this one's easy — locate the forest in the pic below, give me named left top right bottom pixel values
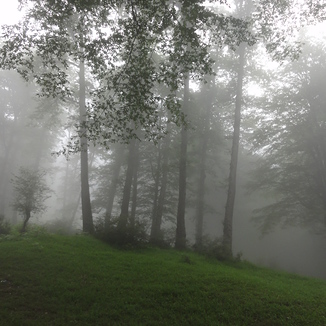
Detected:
left=0, top=0, right=326, bottom=280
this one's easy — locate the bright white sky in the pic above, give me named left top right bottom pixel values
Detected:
left=0, top=0, right=23, bottom=26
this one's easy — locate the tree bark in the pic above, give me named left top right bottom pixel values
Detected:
left=150, top=138, right=162, bottom=239
left=105, top=144, right=125, bottom=228
left=21, top=209, right=31, bottom=233
left=175, top=76, right=189, bottom=250
left=117, top=138, right=137, bottom=231
left=150, top=126, right=171, bottom=243
left=79, top=58, right=94, bottom=234
left=195, top=87, right=213, bottom=248
left=223, top=43, right=246, bottom=256
left=130, top=141, right=140, bottom=229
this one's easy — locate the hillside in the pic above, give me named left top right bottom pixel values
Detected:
left=0, top=233, right=325, bottom=325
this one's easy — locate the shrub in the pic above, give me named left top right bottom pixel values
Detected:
left=94, top=216, right=148, bottom=248
left=25, top=224, right=49, bottom=237
left=193, top=236, right=240, bottom=262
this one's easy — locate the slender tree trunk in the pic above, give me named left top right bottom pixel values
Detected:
left=223, top=43, right=246, bottom=256
left=62, top=158, right=70, bottom=218
left=175, top=76, right=189, bottom=250
left=118, top=138, right=137, bottom=231
left=21, top=209, right=31, bottom=233
left=155, top=134, right=171, bottom=237
left=150, top=127, right=171, bottom=243
left=105, top=144, right=125, bottom=227
left=195, top=88, right=213, bottom=248
left=130, top=141, right=140, bottom=229
left=69, top=193, right=81, bottom=228
left=150, top=137, right=163, bottom=240
left=69, top=148, right=96, bottom=230
left=195, top=163, right=206, bottom=248
left=79, top=58, right=94, bottom=234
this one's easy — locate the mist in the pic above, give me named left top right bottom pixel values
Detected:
left=0, top=0, right=325, bottom=282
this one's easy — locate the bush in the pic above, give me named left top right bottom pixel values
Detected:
left=193, top=236, right=241, bottom=262
left=94, top=216, right=148, bottom=248
left=25, top=224, right=49, bottom=237
left=0, top=215, right=11, bottom=235
left=0, top=223, right=49, bottom=242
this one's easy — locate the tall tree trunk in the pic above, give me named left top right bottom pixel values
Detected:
left=223, top=43, right=246, bottom=256
left=117, top=138, right=137, bottom=231
left=150, top=124, right=171, bottom=242
left=105, top=144, right=125, bottom=228
left=150, top=139, right=162, bottom=238
left=130, top=141, right=140, bottom=229
left=175, top=76, right=189, bottom=250
left=79, top=58, right=94, bottom=234
left=62, top=157, right=70, bottom=219
left=70, top=193, right=81, bottom=229
left=156, top=136, right=171, bottom=237
left=195, top=87, right=213, bottom=248
left=69, top=148, right=96, bottom=230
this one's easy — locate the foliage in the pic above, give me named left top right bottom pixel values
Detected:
left=0, top=235, right=325, bottom=325
left=94, top=216, right=148, bottom=248
left=0, top=70, right=58, bottom=219
left=193, top=235, right=235, bottom=261
left=11, top=167, right=52, bottom=231
left=0, top=223, right=49, bottom=242
left=247, top=39, right=326, bottom=235
left=20, top=223, right=49, bottom=237
left=0, top=0, right=255, bottom=152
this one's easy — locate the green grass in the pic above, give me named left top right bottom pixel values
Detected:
left=0, top=233, right=325, bottom=325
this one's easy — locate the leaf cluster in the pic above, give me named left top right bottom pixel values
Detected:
left=247, top=41, right=326, bottom=234
left=11, top=167, right=52, bottom=216
left=1, top=0, right=255, bottom=151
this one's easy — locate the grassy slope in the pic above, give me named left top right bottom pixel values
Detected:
left=0, top=234, right=325, bottom=326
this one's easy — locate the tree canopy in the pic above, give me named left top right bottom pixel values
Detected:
left=0, top=0, right=254, bottom=150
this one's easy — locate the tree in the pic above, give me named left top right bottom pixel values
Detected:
left=0, top=0, right=118, bottom=233
left=222, top=41, right=246, bottom=256
left=248, top=36, right=326, bottom=235
left=104, top=144, right=125, bottom=226
left=175, top=75, right=189, bottom=249
left=1, top=0, right=254, bottom=241
left=11, top=167, right=52, bottom=233
left=0, top=70, right=58, bottom=222
left=79, top=58, right=94, bottom=234
left=150, top=119, right=172, bottom=244
left=117, top=138, right=139, bottom=232
left=194, top=79, right=216, bottom=248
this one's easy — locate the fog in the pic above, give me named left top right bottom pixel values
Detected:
left=0, top=0, right=325, bottom=281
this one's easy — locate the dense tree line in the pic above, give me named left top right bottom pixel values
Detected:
left=0, top=0, right=325, bottom=258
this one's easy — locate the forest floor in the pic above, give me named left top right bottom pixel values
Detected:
left=0, top=231, right=325, bottom=325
